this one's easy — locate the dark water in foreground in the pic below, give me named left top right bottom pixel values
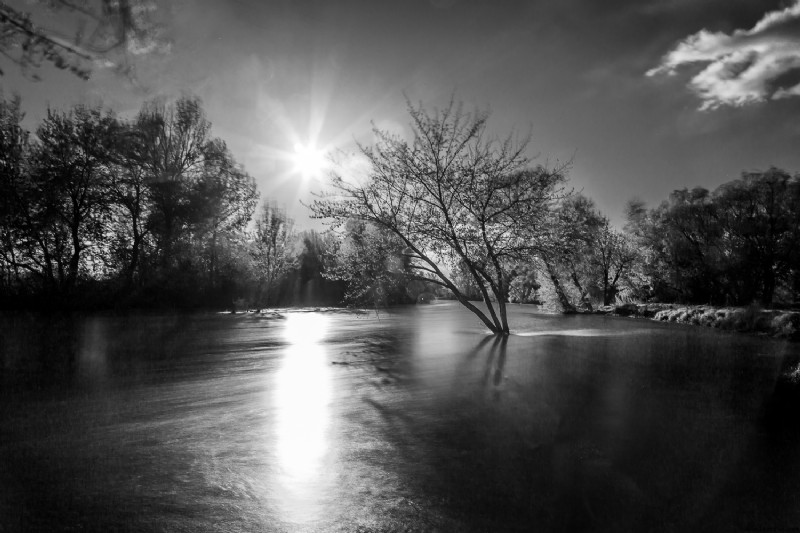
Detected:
left=0, top=303, right=798, bottom=532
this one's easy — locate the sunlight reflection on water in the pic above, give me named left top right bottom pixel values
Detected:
left=0, top=309, right=796, bottom=531
left=273, top=313, right=333, bottom=523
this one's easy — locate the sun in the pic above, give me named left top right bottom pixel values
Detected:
left=291, top=142, right=327, bottom=179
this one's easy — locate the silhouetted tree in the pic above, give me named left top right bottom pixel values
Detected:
left=625, top=169, right=800, bottom=306
left=107, top=120, right=151, bottom=289
left=0, top=94, right=31, bottom=292
left=136, top=97, right=212, bottom=270
left=189, top=137, right=258, bottom=292
left=0, top=95, right=260, bottom=309
left=715, top=168, right=800, bottom=306
left=32, top=105, right=121, bottom=291
left=624, top=189, right=720, bottom=303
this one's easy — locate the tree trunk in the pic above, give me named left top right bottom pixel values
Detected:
left=67, top=220, right=81, bottom=290
left=126, top=230, right=142, bottom=289
left=495, top=280, right=510, bottom=334
left=125, top=197, right=144, bottom=289
left=544, top=259, right=576, bottom=313
left=761, top=265, right=775, bottom=308
left=9, top=243, right=20, bottom=286
left=466, top=263, right=502, bottom=332
left=603, top=289, right=614, bottom=306
left=570, top=270, right=592, bottom=311
left=209, top=229, right=218, bottom=289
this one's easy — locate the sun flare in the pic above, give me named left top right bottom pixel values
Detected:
left=291, top=142, right=327, bottom=179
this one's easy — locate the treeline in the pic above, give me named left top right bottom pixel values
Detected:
left=536, top=168, right=800, bottom=310
left=2, top=93, right=798, bottom=311
left=0, top=95, right=345, bottom=310
left=320, top=167, right=800, bottom=312
left=317, top=160, right=800, bottom=312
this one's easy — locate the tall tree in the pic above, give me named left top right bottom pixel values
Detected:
left=189, top=138, right=258, bottom=290
left=548, top=194, right=606, bottom=310
left=593, top=220, right=638, bottom=305
left=135, top=96, right=213, bottom=270
left=107, top=119, right=151, bottom=289
left=251, top=201, right=294, bottom=306
left=0, top=93, right=30, bottom=291
left=624, top=197, right=675, bottom=301
left=714, top=168, right=800, bottom=306
left=625, top=189, right=725, bottom=304
left=33, top=104, right=120, bottom=291
left=311, top=98, right=567, bottom=334
left=539, top=194, right=639, bottom=310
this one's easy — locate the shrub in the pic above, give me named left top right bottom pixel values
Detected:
left=771, top=313, right=800, bottom=338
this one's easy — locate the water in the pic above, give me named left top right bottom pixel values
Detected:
left=0, top=303, right=797, bottom=532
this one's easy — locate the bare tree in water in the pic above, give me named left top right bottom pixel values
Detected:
left=311, top=98, right=568, bottom=334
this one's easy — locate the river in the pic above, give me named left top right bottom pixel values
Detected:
left=1, top=302, right=797, bottom=532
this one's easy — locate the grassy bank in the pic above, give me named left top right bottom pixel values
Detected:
left=596, top=303, right=800, bottom=340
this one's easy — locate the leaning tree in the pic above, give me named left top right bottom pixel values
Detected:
left=310, top=99, right=568, bottom=334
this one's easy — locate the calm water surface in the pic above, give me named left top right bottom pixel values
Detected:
left=0, top=303, right=797, bottom=532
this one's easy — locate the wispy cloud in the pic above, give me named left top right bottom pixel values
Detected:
left=647, top=1, right=800, bottom=109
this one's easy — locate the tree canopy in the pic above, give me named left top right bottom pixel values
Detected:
left=625, top=168, right=800, bottom=306
left=0, top=94, right=261, bottom=308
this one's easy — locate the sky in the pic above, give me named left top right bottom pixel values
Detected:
left=3, top=0, right=800, bottom=228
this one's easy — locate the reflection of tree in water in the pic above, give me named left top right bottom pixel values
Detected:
left=355, top=332, right=666, bottom=531
left=1, top=314, right=80, bottom=388
left=481, top=335, right=508, bottom=389
left=357, top=335, right=557, bottom=531
left=0, top=313, right=212, bottom=391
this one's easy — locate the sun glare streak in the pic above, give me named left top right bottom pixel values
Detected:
left=273, top=313, right=333, bottom=522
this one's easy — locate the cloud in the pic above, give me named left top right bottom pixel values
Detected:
left=647, top=0, right=800, bottom=109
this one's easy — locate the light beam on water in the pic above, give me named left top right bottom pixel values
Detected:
left=273, top=312, right=333, bottom=523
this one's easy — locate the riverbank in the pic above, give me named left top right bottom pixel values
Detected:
left=595, top=303, right=800, bottom=341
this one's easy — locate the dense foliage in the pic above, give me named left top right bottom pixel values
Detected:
left=625, top=169, right=800, bottom=307
left=0, top=95, right=263, bottom=308
left=2, top=93, right=798, bottom=314
left=535, top=169, right=800, bottom=311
